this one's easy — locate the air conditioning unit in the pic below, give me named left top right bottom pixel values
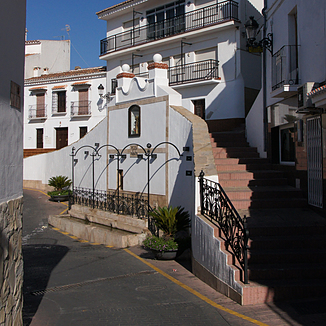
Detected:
left=297, top=82, right=315, bottom=110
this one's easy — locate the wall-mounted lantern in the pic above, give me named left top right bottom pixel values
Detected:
left=244, top=16, right=273, bottom=54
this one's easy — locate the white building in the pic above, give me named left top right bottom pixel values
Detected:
left=24, top=66, right=107, bottom=155
left=25, top=39, right=70, bottom=79
left=246, top=0, right=326, bottom=210
left=0, top=0, right=25, bottom=324
left=97, top=0, right=263, bottom=132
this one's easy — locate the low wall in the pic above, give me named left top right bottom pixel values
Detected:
left=0, top=197, right=23, bottom=326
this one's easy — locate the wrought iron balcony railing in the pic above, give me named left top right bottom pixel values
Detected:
left=70, top=101, right=91, bottom=116
left=110, top=59, right=219, bottom=93
left=169, top=59, right=219, bottom=85
left=272, top=45, right=300, bottom=91
left=100, top=0, right=239, bottom=55
left=198, top=171, right=249, bottom=284
left=28, top=104, right=47, bottom=119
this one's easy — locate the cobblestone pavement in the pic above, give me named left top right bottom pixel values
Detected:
left=23, top=188, right=326, bottom=326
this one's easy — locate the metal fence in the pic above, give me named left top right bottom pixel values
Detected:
left=198, top=171, right=249, bottom=284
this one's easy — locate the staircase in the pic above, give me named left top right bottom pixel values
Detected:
left=210, top=129, right=306, bottom=210
left=208, top=128, right=326, bottom=304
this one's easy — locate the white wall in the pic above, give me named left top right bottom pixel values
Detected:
left=0, top=0, right=25, bottom=203
left=24, top=118, right=108, bottom=190
left=24, top=73, right=106, bottom=149
left=25, top=40, right=70, bottom=79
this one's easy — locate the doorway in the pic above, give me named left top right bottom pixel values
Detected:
left=193, top=99, right=205, bottom=120
left=56, top=127, right=68, bottom=149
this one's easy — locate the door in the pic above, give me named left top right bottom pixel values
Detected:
left=78, top=89, right=88, bottom=115
left=56, top=127, right=68, bottom=149
left=307, top=116, right=323, bottom=208
left=36, top=129, right=43, bottom=148
left=193, top=99, right=205, bottom=120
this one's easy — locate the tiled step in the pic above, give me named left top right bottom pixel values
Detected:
left=215, top=161, right=273, bottom=171
left=248, top=234, right=326, bottom=250
left=224, top=186, right=305, bottom=201
left=211, top=140, right=249, bottom=147
left=248, top=248, right=325, bottom=264
left=248, top=263, right=326, bottom=281
left=218, top=170, right=285, bottom=181
left=247, top=225, right=326, bottom=237
left=243, top=279, right=326, bottom=304
left=231, top=198, right=307, bottom=210
left=220, top=178, right=288, bottom=187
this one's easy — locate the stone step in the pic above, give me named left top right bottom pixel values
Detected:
left=218, top=170, right=285, bottom=181
left=215, top=161, right=273, bottom=171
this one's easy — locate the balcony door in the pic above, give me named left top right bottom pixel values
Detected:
left=78, top=89, right=88, bottom=115
left=56, top=127, right=68, bottom=149
left=36, top=93, right=45, bottom=117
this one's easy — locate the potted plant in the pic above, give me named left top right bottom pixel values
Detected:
left=143, top=206, right=190, bottom=260
left=47, top=175, right=72, bottom=202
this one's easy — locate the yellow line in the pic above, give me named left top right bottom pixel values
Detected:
left=124, top=249, right=269, bottom=326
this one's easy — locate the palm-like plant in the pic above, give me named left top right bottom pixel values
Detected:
left=48, top=175, right=72, bottom=192
left=149, top=206, right=190, bottom=238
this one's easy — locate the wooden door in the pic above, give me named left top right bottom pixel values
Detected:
left=78, top=89, right=88, bottom=115
left=56, top=128, right=68, bottom=149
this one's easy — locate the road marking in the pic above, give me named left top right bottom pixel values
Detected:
left=124, top=248, right=269, bottom=326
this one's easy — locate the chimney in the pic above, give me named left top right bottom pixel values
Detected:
left=33, top=67, right=41, bottom=77
left=42, top=67, right=49, bottom=75
left=148, top=53, right=168, bottom=86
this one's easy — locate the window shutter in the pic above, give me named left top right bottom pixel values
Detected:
left=52, top=92, right=58, bottom=113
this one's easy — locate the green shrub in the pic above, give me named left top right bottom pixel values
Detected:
left=149, top=206, right=190, bottom=238
left=143, top=235, right=178, bottom=251
left=48, top=175, right=72, bottom=192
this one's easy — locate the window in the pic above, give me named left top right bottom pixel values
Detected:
left=78, top=88, right=89, bottom=115
left=80, top=126, right=87, bottom=139
left=52, top=91, right=66, bottom=113
left=36, top=93, right=46, bottom=117
left=147, top=1, right=185, bottom=39
left=10, top=81, right=21, bottom=109
left=36, top=129, right=43, bottom=148
left=128, top=105, right=140, bottom=137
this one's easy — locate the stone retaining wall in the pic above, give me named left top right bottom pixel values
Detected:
left=0, top=197, right=23, bottom=326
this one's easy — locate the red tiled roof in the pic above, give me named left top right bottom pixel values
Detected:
left=25, top=40, right=41, bottom=45
left=29, top=86, right=47, bottom=91
left=72, top=81, right=90, bottom=86
left=25, top=66, right=106, bottom=82
left=52, top=85, right=67, bottom=89
left=97, top=0, right=147, bottom=16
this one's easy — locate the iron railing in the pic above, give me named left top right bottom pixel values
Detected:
left=71, top=187, right=149, bottom=219
left=169, top=59, right=219, bottom=85
left=110, top=59, right=219, bottom=94
left=272, top=45, right=300, bottom=91
left=100, top=1, right=239, bottom=55
left=71, top=101, right=91, bottom=116
left=198, top=171, right=249, bottom=284
left=28, top=104, right=47, bottom=119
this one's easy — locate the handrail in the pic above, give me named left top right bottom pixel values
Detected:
left=198, top=171, right=249, bottom=284
left=100, top=0, right=239, bottom=55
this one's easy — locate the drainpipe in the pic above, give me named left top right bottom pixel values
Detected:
left=262, top=0, right=268, bottom=152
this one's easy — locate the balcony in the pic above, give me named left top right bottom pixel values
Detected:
left=111, top=59, right=219, bottom=93
left=71, top=101, right=91, bottom=117
left=272, top=45, right=300, bottom=98
left=100, top=1, right=239, bottom=56
left=28, top=104, right=47, bottom=120
left=169, top=59, right=219, bottom=85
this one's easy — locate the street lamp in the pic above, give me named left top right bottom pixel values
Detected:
left=98, top=83, right=111, bottom=100
left=244, top=16, right=273, bottom=54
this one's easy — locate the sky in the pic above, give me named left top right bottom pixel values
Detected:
left=26, top=0, right=121, bottom=70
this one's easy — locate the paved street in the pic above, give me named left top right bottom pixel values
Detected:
left=23, top=189, right=326, bottom=326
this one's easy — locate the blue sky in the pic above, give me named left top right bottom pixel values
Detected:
left=26, top=0, right=121, bottom=69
